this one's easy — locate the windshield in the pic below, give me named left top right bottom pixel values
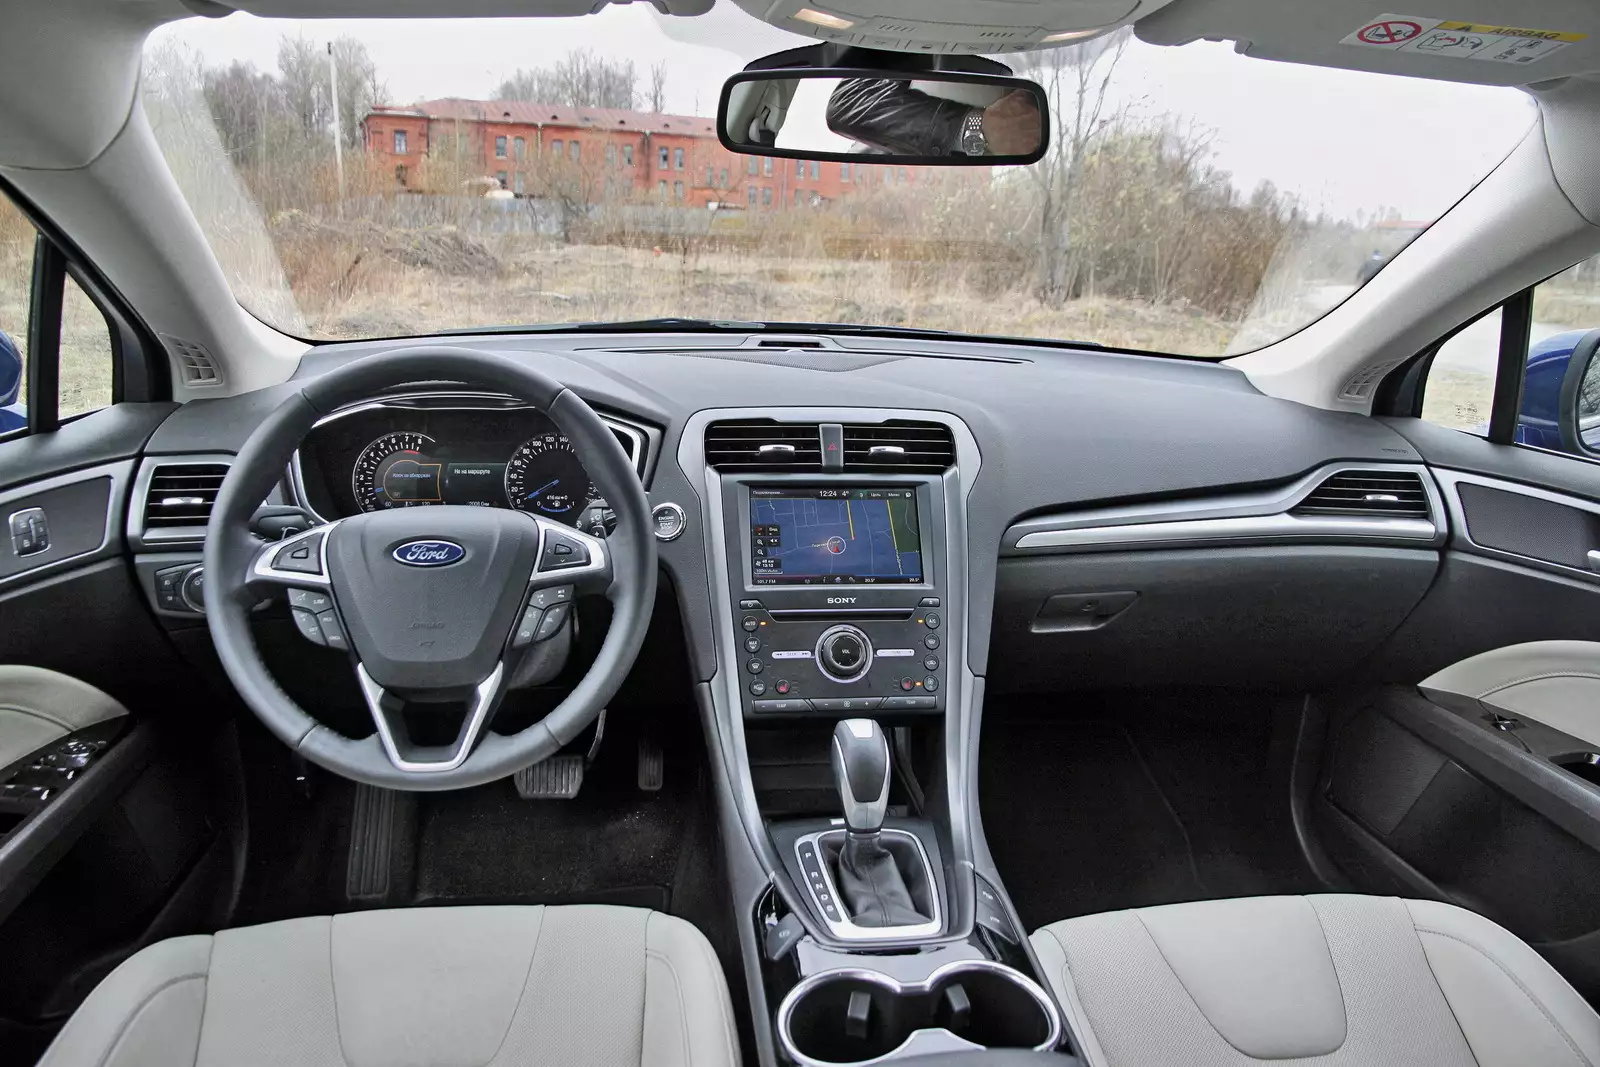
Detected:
left=144, top=9, right=1535, bottom=356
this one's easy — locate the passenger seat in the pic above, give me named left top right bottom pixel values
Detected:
left=1031, top=894, right=1600, bottom=1066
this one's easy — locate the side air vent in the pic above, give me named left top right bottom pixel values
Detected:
left=1293, top=470, right=1429, bottom=518
left=142, top=463, right=230, bottom=529
left=705, top=420, right=823, bottom=470
left=161, top=335, right=224, bottom=387
left=841, top=421, right=956, bottom=472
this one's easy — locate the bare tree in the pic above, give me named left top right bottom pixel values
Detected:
left=494, top=49, right=638, bottom=108
left=274, top=34, right=383, bottom=149
left=648, top=62, right=668, bottom=113
left=1017, top=29, right=1131, bottom=305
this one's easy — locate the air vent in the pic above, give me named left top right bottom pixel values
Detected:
left=841, top=421, right=955, bottom=472
left=705, top=420, right=822, bottom=470
left=161, top=335, right=224, bottom=387
left=142, top=463, right=229, bottom=529
left=1293, top=470, right=1429, bottom=518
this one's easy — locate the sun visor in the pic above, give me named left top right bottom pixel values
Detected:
left=723, top=0, right=1176, bottom=54
left=213, top=0, right=713, bottom=17
left=1137, top=0, right=1600, bottom=86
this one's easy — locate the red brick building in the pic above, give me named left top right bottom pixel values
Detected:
left=360, top=98, right=946, bottom=210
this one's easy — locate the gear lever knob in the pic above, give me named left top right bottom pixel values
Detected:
left=831, top=719, right=890, bottom=834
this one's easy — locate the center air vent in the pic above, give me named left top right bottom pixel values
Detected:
left=142, top=463, right=230, bottom=529
left=842, top=421, right=955, bottom=472
left=705, top=420, right=822, bottom=470
left=1293, top=470, right=1429, bottom=518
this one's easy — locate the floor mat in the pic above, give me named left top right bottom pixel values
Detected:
left=980, top=696, right=1323, bottom=933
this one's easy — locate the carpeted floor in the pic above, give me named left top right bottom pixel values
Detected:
left=979, top=692, right=1325, bottom=933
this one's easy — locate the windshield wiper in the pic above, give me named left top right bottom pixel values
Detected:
left=438, top=317, right=1103, bottom=348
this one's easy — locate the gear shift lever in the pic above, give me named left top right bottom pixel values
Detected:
left=831, top=719, right=890, bottom=835
left=828, top=719, right=930, bottom=928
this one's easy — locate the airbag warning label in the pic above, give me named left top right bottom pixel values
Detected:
left=1341, top=14, right=1586, bottom=64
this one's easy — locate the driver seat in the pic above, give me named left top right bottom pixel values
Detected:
left=36, top=904, right=740, bottom=1067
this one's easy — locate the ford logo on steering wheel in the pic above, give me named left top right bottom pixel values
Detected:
left=392, top=539, right=466, bottom=567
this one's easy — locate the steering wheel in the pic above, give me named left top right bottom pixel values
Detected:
left=202, top=347, right=657, bottom=791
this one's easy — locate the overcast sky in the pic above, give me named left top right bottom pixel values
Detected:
left=150, top=3, right=1535, bottom=221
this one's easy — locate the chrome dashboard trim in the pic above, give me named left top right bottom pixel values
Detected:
left=287, top=391, right=650, bottom=523
left=1005, top=461, right=1444, bottom=553
left=359, top=661, right=505, bottom=774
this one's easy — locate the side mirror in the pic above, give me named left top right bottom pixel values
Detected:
left=718, top=55, right=1048, bottom=166
left=0, top=328, right=24, bottom=434
left=1556, top=328, right=1600, bottom=455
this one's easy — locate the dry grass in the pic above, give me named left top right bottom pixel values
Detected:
left=280, top=233, right=1241, bottom=355
left=1421, top=368, right=1494, bottom=433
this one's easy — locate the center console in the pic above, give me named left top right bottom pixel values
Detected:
left=729, top=484, right=947, bottom=718
left=680, top=409, right=1081, bottom=1065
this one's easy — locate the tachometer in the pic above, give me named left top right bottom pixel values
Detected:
left=504, top=433, right=595, bottom=523
left=352, top=431, right=441, bottom=512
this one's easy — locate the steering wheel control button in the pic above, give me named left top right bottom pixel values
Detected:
left=749, top=681, right=767, bottom=697
left=273, top=531, right=326, bottom=575
left=288, top=589, right=333, bottom=614
left=534, top=603, right=571, bottom=641
left=742, top=616, right=760, bottom=632
left=923, top=612, right=941, bottom=629
left=528, top=585, right=574, bottom=611
left=513, top=607, right=543, bottom=649
left=291, top=608, right=327, bottom=646
left=539, top=530, right=590, bottom=570
left=816, top=625, right=872, bottom=682
left=316, top=611, right=349, bottom=651
left=652, top=502, right=687, bottom=541
left=746, top=659, right=764, bottom=674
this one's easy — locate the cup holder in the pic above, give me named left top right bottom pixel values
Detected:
left=777, top=960, right=1062, bottom=1066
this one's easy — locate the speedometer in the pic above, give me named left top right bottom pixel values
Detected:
left=351, top=431, right=440, bottom=512
left=504, top=434, right=595, bottom=523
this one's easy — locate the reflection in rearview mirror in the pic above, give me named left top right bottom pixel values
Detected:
left=719, top=71, right=1048, bottom=166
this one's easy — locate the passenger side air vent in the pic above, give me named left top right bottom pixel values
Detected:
left=1293, top=470, right=1429, bottom=518
left=841, top=421, right=955, bottom=472
left=705, top=420, right=823, bottom=470
left=142, top=463, right=230, bottom=529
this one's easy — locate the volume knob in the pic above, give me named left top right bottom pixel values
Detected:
left=817, top=625, right=872, bottom=682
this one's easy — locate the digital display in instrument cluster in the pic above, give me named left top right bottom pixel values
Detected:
left=749, top=487, right=922, bottom=585
left=305, top=406, right=620, bottom=526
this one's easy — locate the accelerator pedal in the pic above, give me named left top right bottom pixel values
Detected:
left=637, top=738, right=665, bottom=792
left=346, top=784, right=397, bottom=903
left=514, top=754, right=586, bottom=799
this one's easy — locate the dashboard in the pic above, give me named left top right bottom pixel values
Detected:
left=290, top=394, right=646, bottom=530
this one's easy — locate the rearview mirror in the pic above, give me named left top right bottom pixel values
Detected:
left=718, top=68, right=1048, bottom=166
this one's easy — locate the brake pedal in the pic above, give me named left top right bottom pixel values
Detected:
left=346, top=784, right=397, bottom=903
left=515, top=754, right=586, bottom=799
left=637, top=738, right=664, bottom=792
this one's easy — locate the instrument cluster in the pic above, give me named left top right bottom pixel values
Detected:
left=292, top=397, right=641, bottom=531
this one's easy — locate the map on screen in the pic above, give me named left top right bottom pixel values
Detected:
left=750, top=488, right=922, bottom=585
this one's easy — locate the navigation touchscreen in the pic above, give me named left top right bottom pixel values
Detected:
left=749, top=487, right=922, bottom=586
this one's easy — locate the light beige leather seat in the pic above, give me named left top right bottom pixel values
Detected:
left=38, top=904, right=740, bottom=1067
left=1033, top=894, right=1600, bottom=1067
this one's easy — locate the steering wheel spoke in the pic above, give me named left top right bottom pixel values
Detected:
left=248, top=521, right=340, bottom=591
left=357, top=661, right=507, bottom=773
left=527, top=516, right=612, bottom=596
